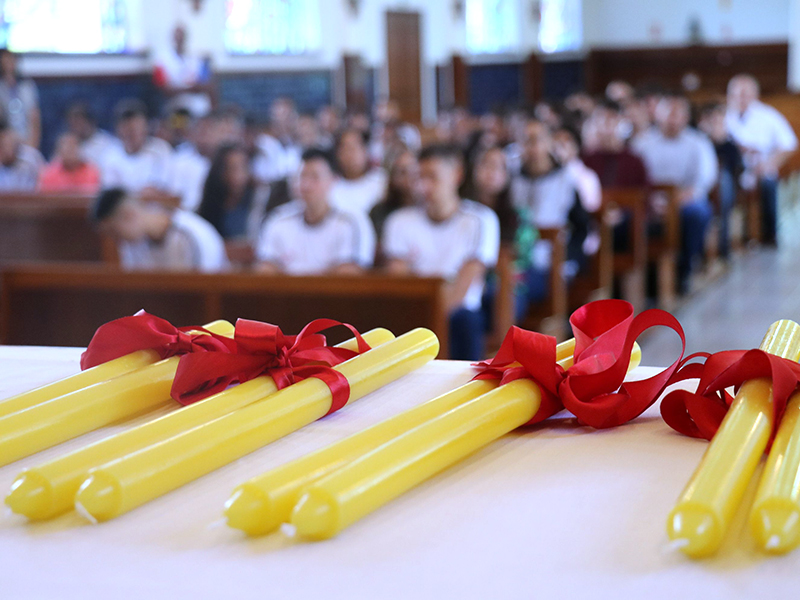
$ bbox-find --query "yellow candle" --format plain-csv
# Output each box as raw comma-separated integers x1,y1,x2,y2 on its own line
667,320,800,558
288,343,642,540
5,329,394,522
74,328,439,522
226,340,641,536
0,320,232,419
0,320,235,467
749,389,800,554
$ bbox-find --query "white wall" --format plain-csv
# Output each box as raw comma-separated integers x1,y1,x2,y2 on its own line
583,0,791,48
16,0,795,79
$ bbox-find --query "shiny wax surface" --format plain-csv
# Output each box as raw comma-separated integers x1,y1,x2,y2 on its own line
0,320,235,468
5,329,394,521
74,329,439,522
667,320,800,558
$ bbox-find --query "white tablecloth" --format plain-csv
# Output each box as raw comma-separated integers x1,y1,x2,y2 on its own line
0,346,797,599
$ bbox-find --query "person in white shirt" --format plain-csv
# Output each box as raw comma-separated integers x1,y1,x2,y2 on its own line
102,99,175,198
65,103,121,171
256,148,375,275
92,187,228,273
726,74,798,245
632,94,718,292
330,128,387,215
153,25,211,118
0,121,43,191
383,144,500,360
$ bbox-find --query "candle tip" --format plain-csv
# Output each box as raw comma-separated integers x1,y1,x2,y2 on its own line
224,486,276,536
291,490,336,540
74,472,121,523
750,502,800,555
667,506,721,558
4,472,52,520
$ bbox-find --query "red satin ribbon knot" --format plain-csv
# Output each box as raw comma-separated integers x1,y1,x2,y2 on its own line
80,311,236,371
170,318,371,411
473,299,686,428
660,349,800,441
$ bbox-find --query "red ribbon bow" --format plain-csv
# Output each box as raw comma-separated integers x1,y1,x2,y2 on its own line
170,318,370,411
660,349,800,441
80,311,236,371
473,299,686,428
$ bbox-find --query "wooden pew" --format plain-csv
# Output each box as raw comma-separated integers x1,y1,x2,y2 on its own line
519,227,570,341
0,193,115,263
648,185,681,310
603,188,647,313
0,264,450,357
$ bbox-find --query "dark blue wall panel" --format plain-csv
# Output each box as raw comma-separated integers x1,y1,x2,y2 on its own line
542,59,585,100
217,70,333,119
468,63,522,114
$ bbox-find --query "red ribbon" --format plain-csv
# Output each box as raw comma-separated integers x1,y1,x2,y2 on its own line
170,318,371,411
80,311,236,370
660,349,800,441
473,299,686,428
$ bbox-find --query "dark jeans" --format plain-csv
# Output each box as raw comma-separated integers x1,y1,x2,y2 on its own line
678,199,713,290
717,169,736,258
449,307,486,361
760,177,779,244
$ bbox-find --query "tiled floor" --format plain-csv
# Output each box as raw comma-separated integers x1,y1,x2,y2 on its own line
640,200,800,366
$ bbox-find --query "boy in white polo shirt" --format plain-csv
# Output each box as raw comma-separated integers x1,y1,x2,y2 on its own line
256,148,375,274
383,144,500,360
92,187,228,273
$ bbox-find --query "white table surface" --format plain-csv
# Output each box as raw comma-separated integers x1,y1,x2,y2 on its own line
0,346,798,600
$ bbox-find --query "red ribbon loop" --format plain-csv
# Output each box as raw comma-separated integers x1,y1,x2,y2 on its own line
473,299,686,428
170,318,371,411
80,311,236,371
660,349,800,441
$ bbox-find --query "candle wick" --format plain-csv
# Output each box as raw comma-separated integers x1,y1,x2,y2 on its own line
662,538,690,554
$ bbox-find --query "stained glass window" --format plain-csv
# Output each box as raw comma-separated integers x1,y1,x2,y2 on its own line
0,0,130,54
538,0,582,54
465,0,520,55
225,0,321,55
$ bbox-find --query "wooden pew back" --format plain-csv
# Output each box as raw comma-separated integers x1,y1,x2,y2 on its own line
0,264,449,357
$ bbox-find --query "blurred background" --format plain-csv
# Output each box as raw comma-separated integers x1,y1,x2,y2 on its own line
0,0,798,363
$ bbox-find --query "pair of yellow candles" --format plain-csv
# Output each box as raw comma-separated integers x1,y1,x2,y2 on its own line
224,340,643,539
668,320,800,557
7,328,440,522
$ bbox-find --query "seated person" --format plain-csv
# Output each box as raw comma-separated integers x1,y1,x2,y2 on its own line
199,144,269,242
101,99,175,197
330,128,387,215
699,101,743,260
383,144,500,361
38,132,101,194
369,149,421,242
256,148,375,275
0,121,43,191
92,187,228,273
583,99,648,187
65,102,120,170
632,94,718,292
511,120,587,315
726,74,797,246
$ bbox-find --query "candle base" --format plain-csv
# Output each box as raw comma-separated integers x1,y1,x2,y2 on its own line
224,485,275,536
750,500,800,555
75,471,122,523
5,471,52,520
291,491,337,540
667,504,722,558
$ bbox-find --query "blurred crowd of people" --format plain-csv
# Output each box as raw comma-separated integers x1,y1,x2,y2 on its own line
0,37,796,359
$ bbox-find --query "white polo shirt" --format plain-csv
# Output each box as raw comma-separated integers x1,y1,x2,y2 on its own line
330,168,388,215
726,100,798,161
383,200,500,312
119,209,228,273
256,200,376,274
101,137,175,193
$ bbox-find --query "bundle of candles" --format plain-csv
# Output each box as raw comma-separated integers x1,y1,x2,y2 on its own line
3,303,800,562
